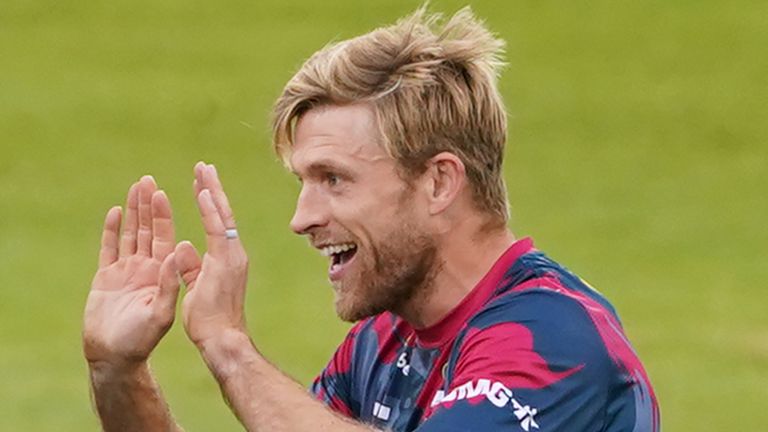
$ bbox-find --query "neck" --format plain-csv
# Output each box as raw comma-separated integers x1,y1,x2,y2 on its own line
396,222,516,329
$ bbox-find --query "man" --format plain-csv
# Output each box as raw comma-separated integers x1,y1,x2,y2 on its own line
83,7,660,431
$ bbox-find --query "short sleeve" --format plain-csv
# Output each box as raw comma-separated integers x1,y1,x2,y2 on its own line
311,323,362,418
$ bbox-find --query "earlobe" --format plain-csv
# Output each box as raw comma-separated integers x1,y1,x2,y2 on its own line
427,152,466,216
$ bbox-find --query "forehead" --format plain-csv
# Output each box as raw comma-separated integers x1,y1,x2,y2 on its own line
289,103,391,173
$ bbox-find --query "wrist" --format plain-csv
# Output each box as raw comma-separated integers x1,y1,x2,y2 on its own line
196,329,259,384
88,359,154,393
88,357,147,376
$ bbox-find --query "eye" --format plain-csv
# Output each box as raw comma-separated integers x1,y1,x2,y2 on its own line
326,173,340,186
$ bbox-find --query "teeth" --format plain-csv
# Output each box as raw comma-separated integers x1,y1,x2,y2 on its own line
320,243,357,257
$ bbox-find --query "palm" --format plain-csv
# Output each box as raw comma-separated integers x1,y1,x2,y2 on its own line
83,177,180,366
85,257,164,362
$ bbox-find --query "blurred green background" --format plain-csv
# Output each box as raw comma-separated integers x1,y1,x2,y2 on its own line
1,0,766,430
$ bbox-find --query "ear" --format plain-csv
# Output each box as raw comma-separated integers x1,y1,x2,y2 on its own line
424,152,466,216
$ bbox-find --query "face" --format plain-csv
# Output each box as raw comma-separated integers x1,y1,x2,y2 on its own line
289,104,438,322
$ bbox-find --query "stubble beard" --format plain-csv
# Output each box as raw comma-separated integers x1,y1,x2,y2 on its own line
333,222,438,323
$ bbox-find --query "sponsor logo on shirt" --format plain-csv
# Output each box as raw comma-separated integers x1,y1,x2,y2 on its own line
396,351,411,376
373,401,391,421
430,379,539,431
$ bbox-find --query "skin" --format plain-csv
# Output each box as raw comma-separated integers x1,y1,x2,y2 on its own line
84,176,182,431
288,104,440,323
83,103,515,431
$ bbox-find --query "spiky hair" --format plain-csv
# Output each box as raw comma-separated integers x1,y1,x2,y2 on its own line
272,6,509,222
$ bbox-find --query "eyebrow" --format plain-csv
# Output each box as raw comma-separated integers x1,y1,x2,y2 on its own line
293,159,354,179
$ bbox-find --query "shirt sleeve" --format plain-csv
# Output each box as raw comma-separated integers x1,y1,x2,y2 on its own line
310,323,362,418
415,290,655,432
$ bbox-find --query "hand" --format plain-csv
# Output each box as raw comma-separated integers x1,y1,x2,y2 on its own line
176,162,249,348
83,176,180,367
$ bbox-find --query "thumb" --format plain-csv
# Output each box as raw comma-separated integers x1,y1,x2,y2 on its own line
156,252,181,317
175,240,202,291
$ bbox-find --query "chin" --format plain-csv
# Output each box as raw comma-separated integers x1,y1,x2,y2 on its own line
334,291,383,323
334,297,365,322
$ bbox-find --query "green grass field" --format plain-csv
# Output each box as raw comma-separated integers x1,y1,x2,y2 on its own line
1,0,766,430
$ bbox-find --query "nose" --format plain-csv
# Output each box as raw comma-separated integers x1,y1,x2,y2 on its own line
290,183,328,235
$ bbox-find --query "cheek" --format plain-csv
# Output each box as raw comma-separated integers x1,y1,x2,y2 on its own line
331,181,420,247
353,189,414,222
329,199,382,238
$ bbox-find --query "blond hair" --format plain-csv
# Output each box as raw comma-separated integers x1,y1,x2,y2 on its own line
272,6,510,222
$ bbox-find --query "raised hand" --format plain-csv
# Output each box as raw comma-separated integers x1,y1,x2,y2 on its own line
171,164,365,432
176,162,249,348
83,176,180,366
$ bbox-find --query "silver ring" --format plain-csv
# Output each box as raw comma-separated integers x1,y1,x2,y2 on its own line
225,228,238,239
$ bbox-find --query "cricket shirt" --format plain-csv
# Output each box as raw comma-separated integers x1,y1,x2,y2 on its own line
311,238,660,431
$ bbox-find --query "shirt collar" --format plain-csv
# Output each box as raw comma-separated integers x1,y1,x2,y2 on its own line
412,237,534,348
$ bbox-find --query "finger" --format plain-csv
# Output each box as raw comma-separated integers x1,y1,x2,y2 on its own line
151,190,175,260
192,162,206,218
136,176,157,256
203,164,237,229
196,189,229,257
119,183,139,257
194,161,206,194
98,206,122,268
175,241,202,291
155,253,180,321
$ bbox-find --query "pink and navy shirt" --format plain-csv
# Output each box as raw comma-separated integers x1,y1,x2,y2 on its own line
312,238,660,431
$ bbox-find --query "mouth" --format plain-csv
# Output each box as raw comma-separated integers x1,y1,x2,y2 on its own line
319,242,358,280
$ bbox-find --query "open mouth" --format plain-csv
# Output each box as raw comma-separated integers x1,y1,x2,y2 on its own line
320,243,358,277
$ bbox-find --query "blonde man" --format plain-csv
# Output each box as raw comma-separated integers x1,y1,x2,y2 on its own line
84,8,659,431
